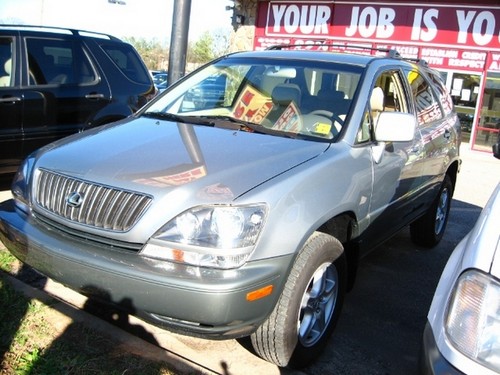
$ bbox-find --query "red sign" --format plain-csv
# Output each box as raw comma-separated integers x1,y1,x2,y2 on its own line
254,1,500,71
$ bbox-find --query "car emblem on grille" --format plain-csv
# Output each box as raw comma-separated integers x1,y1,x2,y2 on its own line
66,192,84,208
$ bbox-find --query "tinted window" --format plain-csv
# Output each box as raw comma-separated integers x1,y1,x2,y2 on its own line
0,37,14,87
26,38,97,85
99,42,150,84
405,69,443,125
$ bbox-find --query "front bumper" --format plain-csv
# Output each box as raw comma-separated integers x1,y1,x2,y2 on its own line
419,321,464,375
0,199,292,339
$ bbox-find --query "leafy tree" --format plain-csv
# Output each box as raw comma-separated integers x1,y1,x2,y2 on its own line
126,27,231,72
124,37,168,71
188,31,215,63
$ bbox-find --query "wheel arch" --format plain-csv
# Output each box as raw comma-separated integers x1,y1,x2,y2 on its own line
446,159,460,195
317,211,359,291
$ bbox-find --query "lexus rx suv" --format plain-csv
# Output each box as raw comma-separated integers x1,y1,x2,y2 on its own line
0,45,461,368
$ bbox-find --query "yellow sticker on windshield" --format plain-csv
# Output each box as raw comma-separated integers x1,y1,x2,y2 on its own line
312,123,331,135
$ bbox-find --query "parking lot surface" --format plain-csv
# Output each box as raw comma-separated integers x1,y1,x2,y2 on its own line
1,144,499,374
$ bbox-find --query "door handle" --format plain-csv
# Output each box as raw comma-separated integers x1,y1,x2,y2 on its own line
0,96,21,104
85,93,105,100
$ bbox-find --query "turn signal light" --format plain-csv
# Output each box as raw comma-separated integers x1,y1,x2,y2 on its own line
246,285,273,301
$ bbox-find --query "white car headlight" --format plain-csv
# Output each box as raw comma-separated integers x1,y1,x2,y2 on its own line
445,270,500,372
141,204,267,269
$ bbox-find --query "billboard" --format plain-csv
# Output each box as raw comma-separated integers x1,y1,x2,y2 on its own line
254,1,500,71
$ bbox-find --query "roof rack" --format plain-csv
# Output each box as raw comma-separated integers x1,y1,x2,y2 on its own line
266,43,402,58
0,24,120,41
406,58,429,67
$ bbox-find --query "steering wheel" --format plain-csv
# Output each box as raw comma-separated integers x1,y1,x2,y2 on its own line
309,110,345,128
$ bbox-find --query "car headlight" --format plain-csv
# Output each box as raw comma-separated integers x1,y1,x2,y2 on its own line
445,270,500,372
11,156,35,212
141,204,267,269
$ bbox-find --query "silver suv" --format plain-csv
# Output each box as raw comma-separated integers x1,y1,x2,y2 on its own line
0,46,461,368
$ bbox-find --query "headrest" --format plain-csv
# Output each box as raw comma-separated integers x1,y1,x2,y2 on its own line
370,87,384,112
272,84,301,106
4,58,11,75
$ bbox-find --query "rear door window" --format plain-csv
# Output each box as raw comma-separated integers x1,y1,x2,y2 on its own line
404,69,443,125
427,71,454,116
26,38,97,85
0,37,14,87
99,42,150,84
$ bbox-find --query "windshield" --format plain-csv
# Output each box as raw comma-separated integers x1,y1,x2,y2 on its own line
144,57,362,141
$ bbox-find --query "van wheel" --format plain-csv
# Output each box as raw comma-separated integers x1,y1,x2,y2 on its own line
410,175,453,247
251,232,346,368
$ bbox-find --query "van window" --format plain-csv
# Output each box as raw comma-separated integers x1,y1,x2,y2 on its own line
26,38,97,85
99,42,151,85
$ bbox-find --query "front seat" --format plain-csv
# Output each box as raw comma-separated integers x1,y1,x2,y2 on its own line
0,58,12,86
267,83,302,122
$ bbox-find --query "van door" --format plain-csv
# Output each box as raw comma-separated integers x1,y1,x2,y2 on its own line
21,36,111,157
0,35,23,174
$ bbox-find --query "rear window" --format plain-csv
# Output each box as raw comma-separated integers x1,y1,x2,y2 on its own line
99,42,151,85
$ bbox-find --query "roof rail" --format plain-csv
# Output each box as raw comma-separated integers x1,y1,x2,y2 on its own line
266,43,401,58
0,24,120,41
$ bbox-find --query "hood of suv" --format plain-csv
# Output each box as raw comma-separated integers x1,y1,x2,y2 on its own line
34,116,329,206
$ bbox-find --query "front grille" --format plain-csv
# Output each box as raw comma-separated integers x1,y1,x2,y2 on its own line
34,169,152,232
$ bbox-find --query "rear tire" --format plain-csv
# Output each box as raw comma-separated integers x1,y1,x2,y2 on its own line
410,175,453,247
251,232,346,368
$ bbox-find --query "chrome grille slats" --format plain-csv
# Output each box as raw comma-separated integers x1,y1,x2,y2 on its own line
34,169,152,232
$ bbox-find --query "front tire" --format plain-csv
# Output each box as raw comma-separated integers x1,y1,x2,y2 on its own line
251,232,346,368
410,175,453,247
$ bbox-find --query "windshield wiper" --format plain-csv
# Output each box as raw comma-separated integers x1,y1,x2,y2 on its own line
142,111,213,126
197,115,268,133
143,113,302,139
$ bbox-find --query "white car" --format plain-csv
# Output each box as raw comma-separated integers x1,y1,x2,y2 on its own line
421,140,500,374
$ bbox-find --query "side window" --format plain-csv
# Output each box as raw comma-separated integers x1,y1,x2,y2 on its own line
26,38,97,85
0,37,14,87
405,69,443,125
428,72,454,116
356,70,408,144
99,42,150,85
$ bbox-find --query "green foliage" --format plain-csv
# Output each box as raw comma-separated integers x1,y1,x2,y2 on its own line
125,29,231,71
0,248,16,272
0,276,176,374
188,32,215,63
124,36,168,71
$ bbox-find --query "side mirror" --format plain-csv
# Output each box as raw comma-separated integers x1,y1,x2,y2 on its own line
493,134,500,159
374,112,416,142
